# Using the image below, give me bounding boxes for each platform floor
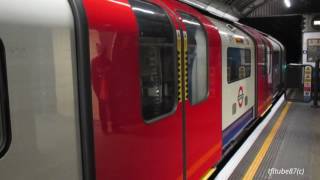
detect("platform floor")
[217,100,320,180]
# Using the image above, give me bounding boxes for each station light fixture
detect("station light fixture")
[314,20,320,26]
[312,16,320,30]
[284,0,291,8]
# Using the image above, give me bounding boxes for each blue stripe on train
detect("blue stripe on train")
[222,108,254,149]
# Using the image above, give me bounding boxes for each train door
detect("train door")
[174,8,222,179]
[258,38,273,115]
[0,1,87,179]
[147,1,223,178]
[84,0,185,179]
[268,37,282,97]
[279,42,287,90]
[263,39,273,93]
[272,49,281,95]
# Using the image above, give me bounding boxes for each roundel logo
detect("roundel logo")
[238,86,244,108]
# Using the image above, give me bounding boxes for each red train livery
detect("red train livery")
[83,0,285,179]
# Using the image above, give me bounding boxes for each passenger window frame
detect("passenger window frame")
[178,11,209,105]
[130,0,178,123]
[227,47,252,84]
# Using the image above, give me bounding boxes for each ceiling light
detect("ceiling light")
[314,20,320,26]
[284,0,291,8]
[180,0,206,9]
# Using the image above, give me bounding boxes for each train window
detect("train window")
[266,47,273,77]
[0,41,4,153]
[0,107,3,153]
[130,0,177,122]
[179,12,208,105]
[0,39,10,157]
[273,51,280,68]
[262,44,268,76]
[227,48,251,83]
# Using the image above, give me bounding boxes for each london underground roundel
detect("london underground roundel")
[238,86,244,108]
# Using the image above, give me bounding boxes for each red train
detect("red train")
[84,0,285,179]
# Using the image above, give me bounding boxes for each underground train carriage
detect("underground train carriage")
[84,0,285,179]
[0,0,285,179]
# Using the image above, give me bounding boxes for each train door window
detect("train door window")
[130,0,177,122]
[179,12,208,105]
[263,44,268,76]
[267,47,271,73]
[227,48,251,83]
[273,51,280,69]
[266,46,272,83]
[0,39,10,157]
[0,101,3,154]
[0,41,4,153]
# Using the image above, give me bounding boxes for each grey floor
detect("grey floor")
[229,102,320,180]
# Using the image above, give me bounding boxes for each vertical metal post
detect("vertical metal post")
[313,59,319,107]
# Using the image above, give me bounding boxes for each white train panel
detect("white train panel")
[207,18,256,131]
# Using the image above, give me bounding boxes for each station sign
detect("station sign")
[304,66,313,101]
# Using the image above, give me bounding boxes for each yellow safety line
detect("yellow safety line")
[176,144,220,180]
[201,168,216,180]
[243,102,292,180]
[260,104,273,117]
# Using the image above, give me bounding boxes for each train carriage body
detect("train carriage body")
[269,37,282,96]
[237,24,274,117]
[0,0,286,180]
[209,18,256,147]
[161,0,223,178]
[84,0,185,179]
[264,35,286,98]
[0,0,86,179]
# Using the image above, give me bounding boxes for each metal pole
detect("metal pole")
[313,59,319,108]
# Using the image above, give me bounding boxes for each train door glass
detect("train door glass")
[179,12,208,105]
[266,46,272,85]
[0,40,4,152]
[262,44,268,76]
[273,51,280,70]
[130,0,177,122]
[0,39,10,157]
[273,51,280,92]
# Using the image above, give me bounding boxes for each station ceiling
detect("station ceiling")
[181,0,320,20]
